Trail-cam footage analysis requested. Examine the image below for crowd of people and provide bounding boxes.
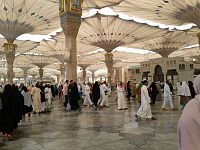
[62,80,111,111]
[0,76,199,149]
[0,82,57,140]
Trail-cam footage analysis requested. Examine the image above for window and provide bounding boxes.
[136,69,140,73]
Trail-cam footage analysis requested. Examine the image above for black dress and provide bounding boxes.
[0,85,22,133]
[189,85,196,99]
[69,84,80,110]
[40,86,46,103]
[150,82,157,104]
[92,82,100,107]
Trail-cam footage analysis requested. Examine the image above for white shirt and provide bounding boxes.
[100,84,109,96]
[45,87,52,99]
[78,84,81,93]
[179,81,191,97]
[141,85,151,104]
[85,85,90,94]
[164,84,172,97]
[62,83,68,96]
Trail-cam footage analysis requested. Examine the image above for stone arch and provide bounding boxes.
[154,65,164,82]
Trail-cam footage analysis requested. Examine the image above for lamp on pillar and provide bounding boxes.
[59,0,83,82]
[3,42,17,84]
[105,53,114,85]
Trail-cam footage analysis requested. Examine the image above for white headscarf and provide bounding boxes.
[179,81,191,96]
[194,75,200,95]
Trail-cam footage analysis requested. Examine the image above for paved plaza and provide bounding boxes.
[0,96,180,150]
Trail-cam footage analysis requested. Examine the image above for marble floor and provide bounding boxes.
[0,95,180,150]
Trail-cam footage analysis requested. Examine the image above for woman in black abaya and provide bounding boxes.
[69,82,80,111]
[0,84,22,139]
[92,81,100,110]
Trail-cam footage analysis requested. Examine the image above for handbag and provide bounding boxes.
[66,101,71,111]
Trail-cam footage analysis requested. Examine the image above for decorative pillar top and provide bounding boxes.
[3,42,17,55]
[59,0,83,16]
[79,64,90,70]
[59,0,83,24]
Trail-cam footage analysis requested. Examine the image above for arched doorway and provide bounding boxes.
[154,65,164,82]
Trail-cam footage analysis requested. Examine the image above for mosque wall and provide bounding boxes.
[125,57,199,85]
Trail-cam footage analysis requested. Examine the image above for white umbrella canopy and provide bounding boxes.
[129,31,198,57]
[16,55,60,68]
[82,50,150,63]
[45,63,61,71]
[52,31,100,56]
[114,0,200,27]
[27,67,61,77]
[0,0,60,42]
[30,39,69,63]
[170,47,200,58]
[77,70,92,78]
[43,68,61,76]
[14,61,35,72]
[0,38,39,55]
[87,63,106,72]
[78,13,168,53]
[78,55,100,67]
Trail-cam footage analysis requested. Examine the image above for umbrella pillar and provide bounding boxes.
[3,42,17,84]
[59,0,82,82]
[39,68,44,81]
[105,53,114,85]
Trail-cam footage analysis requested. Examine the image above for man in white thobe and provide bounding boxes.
[162,80,175,111]
[83,82,93,106]
[100,82,109,107]
[135,80,155,120]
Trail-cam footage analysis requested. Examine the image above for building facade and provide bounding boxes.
[125,57,200,85]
